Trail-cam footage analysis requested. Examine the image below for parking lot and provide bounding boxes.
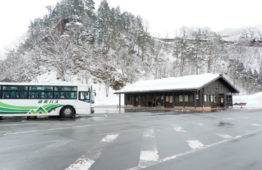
[1,108,262,170]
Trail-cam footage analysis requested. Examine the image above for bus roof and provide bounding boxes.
[0,82,91,87]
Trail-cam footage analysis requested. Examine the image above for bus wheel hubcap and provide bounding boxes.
[64,108,72,116]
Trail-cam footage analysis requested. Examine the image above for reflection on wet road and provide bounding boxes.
[1,108,262,170]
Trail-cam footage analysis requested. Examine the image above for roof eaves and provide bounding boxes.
[114,88,198,94]
[196,74,239,93]
[197,74,221,90]
[220,76,240,93]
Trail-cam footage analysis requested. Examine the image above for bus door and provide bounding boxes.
[77,91,91,114]
[79,91,90,103]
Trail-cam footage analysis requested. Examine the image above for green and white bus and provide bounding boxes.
[0,82,95,119]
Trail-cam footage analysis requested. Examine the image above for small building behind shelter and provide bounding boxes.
[115,73,239,111]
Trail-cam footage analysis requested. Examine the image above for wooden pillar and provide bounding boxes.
[163,93,166,107]
[119,94,121,111]
[124,94,127,106]
[194,91,197,111]
[183,93,185,108]
[200,89,203,107]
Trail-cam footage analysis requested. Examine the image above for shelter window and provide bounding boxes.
[204,95,207,102]
[211,95,214,102]
[189,95,194,102]
[179,95,183,102]
[174,95,179,102]
[166,96,169,102]
[195,94,199,100]
[184,95,189,102]
[169,96,173,103]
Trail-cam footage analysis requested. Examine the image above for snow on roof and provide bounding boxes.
[115,73,221,94]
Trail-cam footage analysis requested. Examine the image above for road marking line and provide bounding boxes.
[66,133,118,170]
[0,123,41,127]
[4,130,37,135]
[139,128,159,168]
[173,126,186,132]
[2,124,91,136]
[216,133,232,139]
[186,140,204,149]
[127,128,262,170]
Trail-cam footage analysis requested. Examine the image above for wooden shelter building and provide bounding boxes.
[115,74,239,111]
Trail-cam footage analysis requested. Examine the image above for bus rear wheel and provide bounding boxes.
[60,106,75,119]
[0,116,3,120]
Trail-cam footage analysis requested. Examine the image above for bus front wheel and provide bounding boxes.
[60,106,75,119]
[0,116,3,120]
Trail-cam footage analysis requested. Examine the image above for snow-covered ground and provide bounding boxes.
[234,92,262,109]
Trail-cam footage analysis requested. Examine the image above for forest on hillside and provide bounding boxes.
[0,0,262,94]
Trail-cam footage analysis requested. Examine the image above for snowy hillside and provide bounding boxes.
[220,27,262,42]
[0,0,262,96]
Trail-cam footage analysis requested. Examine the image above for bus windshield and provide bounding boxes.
[90,91,95,104]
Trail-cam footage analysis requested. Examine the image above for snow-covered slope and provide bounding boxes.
[93,84,123,106]
[234,92,262,109]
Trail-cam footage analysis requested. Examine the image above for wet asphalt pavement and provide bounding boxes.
[1,107,262,170]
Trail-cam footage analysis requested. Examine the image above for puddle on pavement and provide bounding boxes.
[218,121,233,127]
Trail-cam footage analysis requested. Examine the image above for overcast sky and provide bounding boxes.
[1,0,262,57]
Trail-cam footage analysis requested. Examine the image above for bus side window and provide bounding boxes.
[60,92,65,99]
[54,92,59,99]
[41,92,45,99]
[30,92,38,99]
[10,91,16,99]
[47,92,53,99]
[3,92,10,99]
[21,92,27,99]
[35,92,40,99]
[64,92,69,99]
[71,92,77,99]
[16,92,19,99]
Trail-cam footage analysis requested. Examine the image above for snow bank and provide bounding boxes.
[234,92,262,109]
[93,84,123,106]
